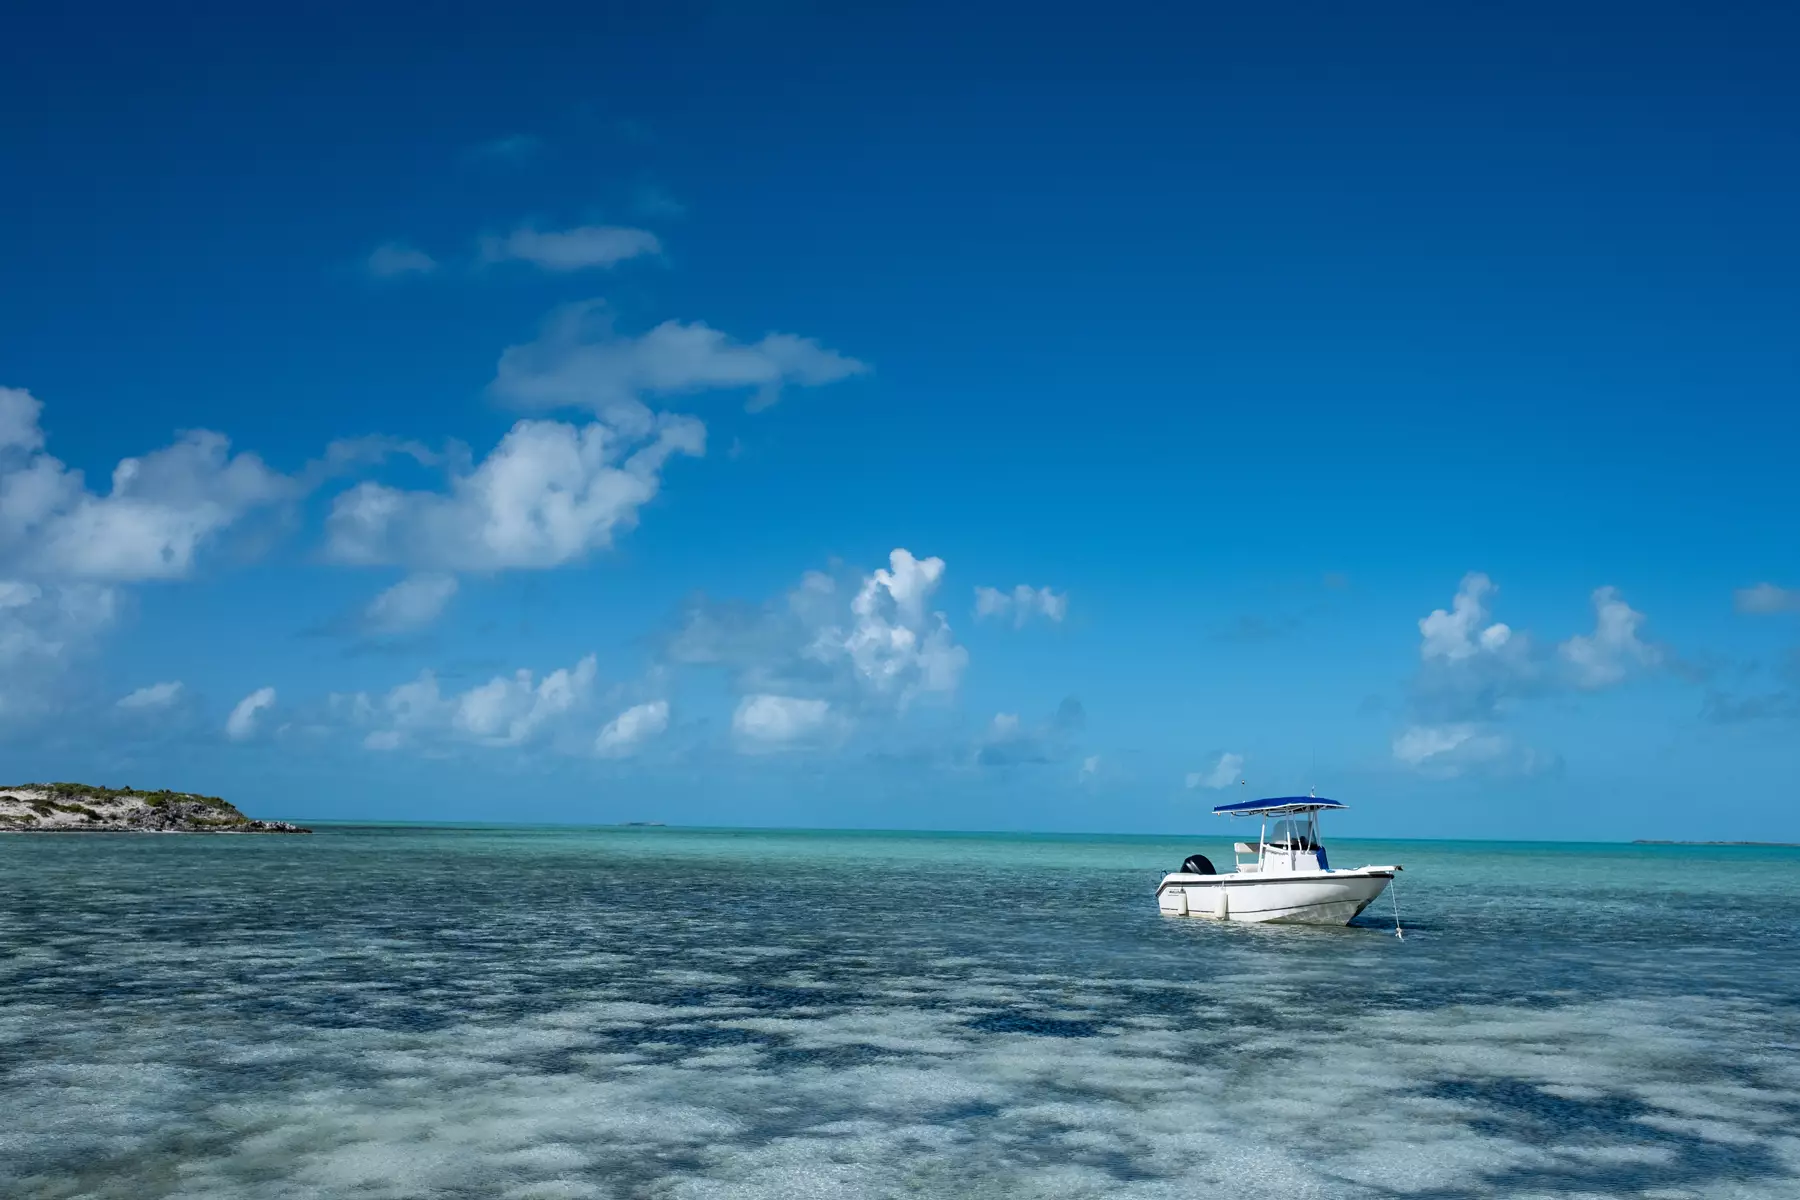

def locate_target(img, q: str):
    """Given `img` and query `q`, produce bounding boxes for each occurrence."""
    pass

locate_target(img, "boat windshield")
[1265,818,1318,850]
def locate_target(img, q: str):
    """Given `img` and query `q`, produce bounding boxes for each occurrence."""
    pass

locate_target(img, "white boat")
[1156,795,1400,925]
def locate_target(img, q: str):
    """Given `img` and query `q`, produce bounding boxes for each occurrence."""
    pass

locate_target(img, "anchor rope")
[1389,871,1404,939]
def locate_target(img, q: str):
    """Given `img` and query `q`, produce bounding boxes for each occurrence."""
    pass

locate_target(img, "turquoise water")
[3,826,1798,1198]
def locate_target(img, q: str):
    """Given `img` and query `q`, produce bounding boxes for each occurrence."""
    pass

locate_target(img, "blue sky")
[2,1,1797,838]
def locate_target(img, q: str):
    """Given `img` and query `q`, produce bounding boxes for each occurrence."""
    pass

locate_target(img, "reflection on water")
[2,827,1797,1197]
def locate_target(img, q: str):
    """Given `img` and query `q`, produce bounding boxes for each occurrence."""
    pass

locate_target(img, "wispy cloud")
[225,686,276,740]
[1391,723,1556,778]
[596,700,671,758]
[363,574,459,634]
[973,584,1067,627]
[117,681,183,711]
[1735,582,1799,615]
[366,242,438,278]
[479,224,662,272]
[632,183,687,219]
[493,301,867,414]
[976,697,1084,767]
[1185,751,1242,790]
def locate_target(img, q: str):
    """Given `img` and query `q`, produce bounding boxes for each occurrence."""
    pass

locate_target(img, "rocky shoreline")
[0,783,310,833]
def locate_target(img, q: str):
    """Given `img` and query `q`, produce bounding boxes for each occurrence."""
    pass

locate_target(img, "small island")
[0,783,310,833]
[1632,839,1799,848]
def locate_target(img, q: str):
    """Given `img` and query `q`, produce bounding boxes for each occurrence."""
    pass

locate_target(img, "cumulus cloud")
[480,224,662,271]
[342,655,599,752]
[1,386,298,582]
[1408,573,1541,724]
[117,681,183,710]
[1735,583,1799,615]
[366,243,438,278]
[973,584,1067,627]
[363,573,458,634]
[732,694,834,750]
[1397,573,1661,775]
[838,550,969,701]
[492,301,867,414]
[595,700,670,758]
[1185,751,1243,790]
[666,549,968,723]
[1558,586,1661,689]
[325,409,703,570]
[455,656,596,745]
[225,686,276,740]
[1418,572,1514,663]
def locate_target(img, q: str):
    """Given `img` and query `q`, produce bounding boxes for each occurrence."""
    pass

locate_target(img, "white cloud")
[1398,574,1659,774]
[1391,722,1551,778]
[1418,572,1512,662]
[1185,752,1243,790]
[973,584,1068,627]
[366,243,438,278]
[455,656,597,745]
[1392,723,1485,766]
[117,681,183,710]
[225,686,276,740]
[480,224,662,271]
[663,548,970,752]
[1080,754,1100,779]
[1408,572,1540,723]
[595,700,670,758]
[325,410,702,570]
[1,386,296,582]
[1735,583,1799,615]
[0,580,116,662]
[0,580,118,720]
[364,573,458,634]
[732,694,833,750]
[492,301,867,414]
[1558,586,1660,689]
[0,386,45,452]
[829,550,968,702]
[345,655,599,752]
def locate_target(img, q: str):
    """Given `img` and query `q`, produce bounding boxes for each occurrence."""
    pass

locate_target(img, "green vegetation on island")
[0,783,309,833]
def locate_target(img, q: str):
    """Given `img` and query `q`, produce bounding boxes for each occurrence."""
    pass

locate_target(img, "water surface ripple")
[3,828,1798,1198]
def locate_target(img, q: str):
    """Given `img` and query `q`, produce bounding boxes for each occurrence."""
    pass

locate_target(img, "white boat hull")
[1156,867,1397,926]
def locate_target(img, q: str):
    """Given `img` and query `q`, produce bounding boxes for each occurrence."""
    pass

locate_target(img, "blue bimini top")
[1212,796,1349,816]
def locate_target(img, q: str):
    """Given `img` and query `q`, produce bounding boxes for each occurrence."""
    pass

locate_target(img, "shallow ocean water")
[2,826,1798,1199]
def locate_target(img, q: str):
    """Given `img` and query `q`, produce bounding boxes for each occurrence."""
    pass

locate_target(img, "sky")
[2,1,1797,839]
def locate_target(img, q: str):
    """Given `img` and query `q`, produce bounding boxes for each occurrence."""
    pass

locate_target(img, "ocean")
[2,826,1797,1198]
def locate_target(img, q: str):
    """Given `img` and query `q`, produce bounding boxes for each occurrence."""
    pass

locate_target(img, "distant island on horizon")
[0,783,309,834]
[1632,839,1800,848]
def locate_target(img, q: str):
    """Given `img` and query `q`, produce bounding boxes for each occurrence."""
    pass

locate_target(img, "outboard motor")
[1180,853,1216,876]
